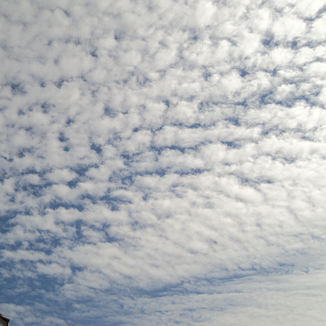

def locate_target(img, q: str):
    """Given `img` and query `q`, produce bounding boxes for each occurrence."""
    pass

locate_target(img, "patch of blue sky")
[58,132,69,143]
[120,151,139,165]
[99,193,132,211]
[103,106,118,118]
[137,169,167,179]
[29,235,63,254]
[262,36,279,49]
[39,101,54,113]
[90,143,103,154]
[108,171,135,187]
[172,168,209,176]
[66,178,79,189]
[224,117,241,126]
[16,147,35,158]
[1,208,33,228]
[47,200,84,212]
[53,79,66,89]
[9,83,26,95]
[0,273,68,308]
[220,141,241,148]
[70,164,99,177]
[18,182,52,198]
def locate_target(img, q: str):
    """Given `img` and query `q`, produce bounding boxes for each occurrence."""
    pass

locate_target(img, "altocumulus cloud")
[1,0,326,325]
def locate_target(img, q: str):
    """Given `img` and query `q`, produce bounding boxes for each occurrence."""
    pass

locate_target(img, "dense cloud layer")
[1,0,326,325]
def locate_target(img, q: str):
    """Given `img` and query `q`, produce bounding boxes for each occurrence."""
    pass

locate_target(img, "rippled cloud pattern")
[1,0,326,325]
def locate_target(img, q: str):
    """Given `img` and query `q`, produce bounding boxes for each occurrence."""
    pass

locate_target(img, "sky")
[1,0,326,325]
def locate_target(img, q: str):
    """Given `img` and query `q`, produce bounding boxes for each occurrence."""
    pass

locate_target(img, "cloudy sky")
[1,0,326,325]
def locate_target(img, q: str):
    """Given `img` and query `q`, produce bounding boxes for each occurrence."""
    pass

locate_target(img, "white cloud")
[1,0,326,325]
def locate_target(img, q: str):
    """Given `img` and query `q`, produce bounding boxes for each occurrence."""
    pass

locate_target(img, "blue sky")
[1,0,326,325]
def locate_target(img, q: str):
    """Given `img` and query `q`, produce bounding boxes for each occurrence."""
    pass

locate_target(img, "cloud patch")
[1,0,326,325]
